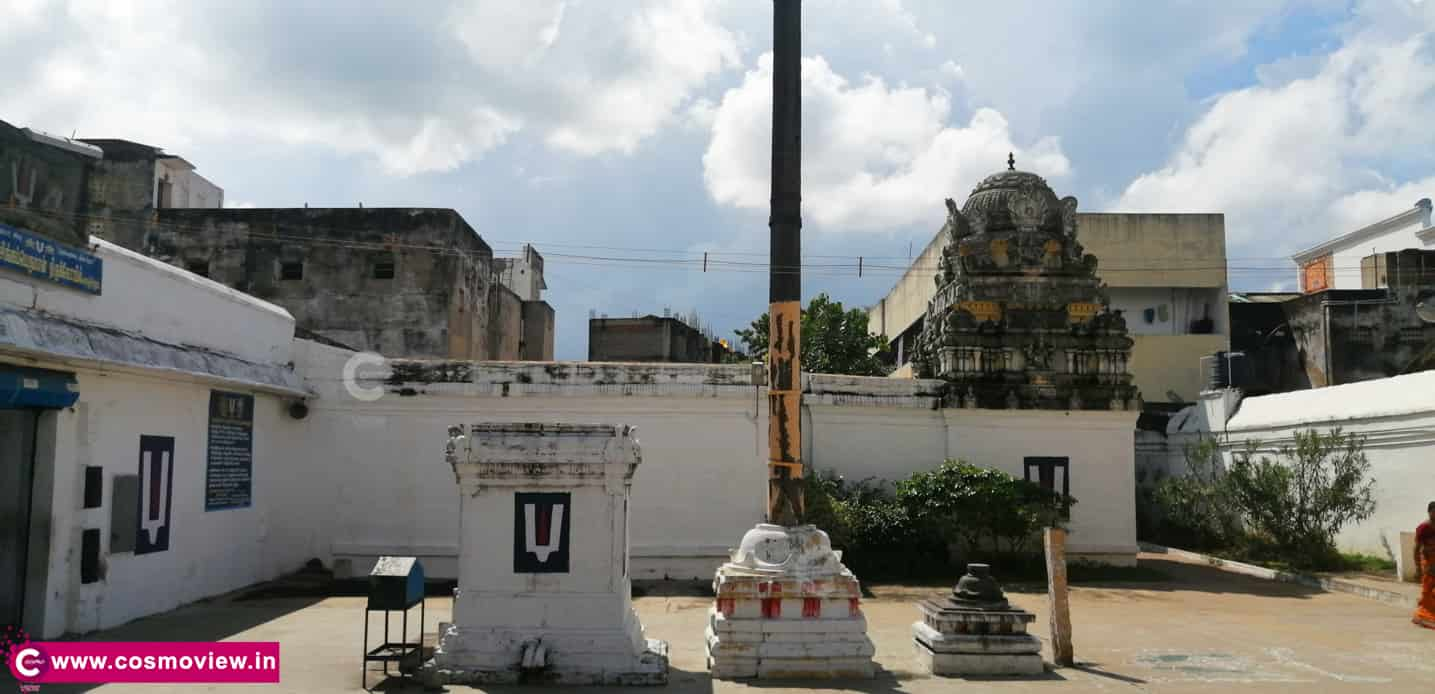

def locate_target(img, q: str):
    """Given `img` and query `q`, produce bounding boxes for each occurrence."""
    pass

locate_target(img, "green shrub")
[1149,437,1242,551]
[1146,429,1378,571]
[802,470,941,579]
[803,462,1074,578]
[897,460,1072,565]
[1225,428,1376,569]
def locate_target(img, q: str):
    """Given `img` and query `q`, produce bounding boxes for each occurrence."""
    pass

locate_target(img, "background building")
[588,314,737,363]
[1229,199,1435,393]
[3,118,554,362]
[495,244,555,362]
[3,121,223,248]
[1,233,311,638]
[1292,199,1433,292]
[870,211,1228,404]
[152,207,554,361]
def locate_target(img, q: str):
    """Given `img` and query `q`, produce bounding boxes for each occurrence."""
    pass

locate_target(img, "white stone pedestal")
[912,564,1043,677]
[706,524,876,679]
[422,423,668,686]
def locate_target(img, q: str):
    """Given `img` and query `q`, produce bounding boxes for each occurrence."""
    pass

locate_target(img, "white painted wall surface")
[1211,372,1435,558]
[2,233,311,637]
[34,365,311,638]
[1292,201,1433,289]
[0,238,294,366]
[155,159,224,209]
[942,410,1139,560]
[294,343,1141,578]
[293,342,768,580]
[1107,287,1224,336]
[1330,234,1433,290]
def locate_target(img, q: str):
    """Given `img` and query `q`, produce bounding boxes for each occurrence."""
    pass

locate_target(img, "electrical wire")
[10,205,1415,279]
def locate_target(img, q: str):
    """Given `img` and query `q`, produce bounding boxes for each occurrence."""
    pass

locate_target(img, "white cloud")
[703,53,1069,231]
[1116,0,1435,257]
[544,0,740,155]
[0,0,739,176]
[1326,176,1435,234]
[451,1,567,70]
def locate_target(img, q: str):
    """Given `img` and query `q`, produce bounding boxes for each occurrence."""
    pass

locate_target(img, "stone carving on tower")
[913,155,1141,411]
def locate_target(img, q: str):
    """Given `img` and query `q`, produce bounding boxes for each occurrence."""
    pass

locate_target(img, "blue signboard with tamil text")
[0,222,103,294]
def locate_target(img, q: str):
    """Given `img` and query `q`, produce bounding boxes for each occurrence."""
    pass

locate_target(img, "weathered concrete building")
[1231,250,1435,392]
[148,207,553,361]
[3,119,553,361]
[869,186,1228,404]
[1,120,225,251]
[494,244,555,362]
[588,315,736,363]
[1224,199,1435,393]
[4,118,227,252]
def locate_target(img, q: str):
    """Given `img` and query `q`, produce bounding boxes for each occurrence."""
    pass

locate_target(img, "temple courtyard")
[34,553,1435,693]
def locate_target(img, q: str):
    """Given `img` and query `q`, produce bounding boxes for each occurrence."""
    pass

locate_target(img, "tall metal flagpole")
[767,0,803,526]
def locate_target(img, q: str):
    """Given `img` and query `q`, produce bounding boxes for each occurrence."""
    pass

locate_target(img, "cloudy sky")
[5,0,1435,359]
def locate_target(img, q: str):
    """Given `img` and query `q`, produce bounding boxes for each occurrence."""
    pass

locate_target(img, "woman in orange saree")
[1413,501,1435,630]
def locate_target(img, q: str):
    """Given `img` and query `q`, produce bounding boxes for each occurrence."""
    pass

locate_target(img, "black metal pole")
[767,0,803,526]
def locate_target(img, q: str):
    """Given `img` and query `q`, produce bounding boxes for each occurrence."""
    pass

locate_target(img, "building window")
[280,261,304,281]
[373,256,396,279]
[185,260,210,278]
[1024,456,1070,518]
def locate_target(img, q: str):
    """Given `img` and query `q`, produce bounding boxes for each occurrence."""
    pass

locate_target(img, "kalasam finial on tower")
[1008,152,1015,171]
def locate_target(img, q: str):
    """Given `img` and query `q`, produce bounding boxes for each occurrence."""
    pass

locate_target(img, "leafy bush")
[1146,428,1378,570]
[804,461,1072,578]
[802,470,939,579]
[1225,428,1376,567]
[1149,437,1242,551]
[897,460,1072,563]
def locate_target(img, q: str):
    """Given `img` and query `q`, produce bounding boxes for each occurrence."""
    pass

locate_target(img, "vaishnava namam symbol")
[524,502,564,563]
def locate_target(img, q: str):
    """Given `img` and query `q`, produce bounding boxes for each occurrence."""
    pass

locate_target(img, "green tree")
[733,293,891,376]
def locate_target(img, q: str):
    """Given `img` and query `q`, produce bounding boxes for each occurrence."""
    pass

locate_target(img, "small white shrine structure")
[423,423,668,686]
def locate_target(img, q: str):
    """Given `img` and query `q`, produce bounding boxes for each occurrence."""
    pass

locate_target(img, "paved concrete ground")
[1315,569,1423,604]
[32,554,1435,693]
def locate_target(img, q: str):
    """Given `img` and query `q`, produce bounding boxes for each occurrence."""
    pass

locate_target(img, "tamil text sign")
[205,391,254,511]
[0,222,102,294]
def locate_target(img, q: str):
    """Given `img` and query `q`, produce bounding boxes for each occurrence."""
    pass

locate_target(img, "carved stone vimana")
[913,156,1141,411]
[913,563,1043,676]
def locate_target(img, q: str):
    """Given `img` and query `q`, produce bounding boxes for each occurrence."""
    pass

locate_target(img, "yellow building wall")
[1128,334,1229,403]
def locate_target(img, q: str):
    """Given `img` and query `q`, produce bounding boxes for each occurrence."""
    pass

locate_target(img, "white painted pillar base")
[705,524,877,679]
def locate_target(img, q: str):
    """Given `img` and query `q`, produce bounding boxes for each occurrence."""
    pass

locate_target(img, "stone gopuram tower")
[914,156,1141,411]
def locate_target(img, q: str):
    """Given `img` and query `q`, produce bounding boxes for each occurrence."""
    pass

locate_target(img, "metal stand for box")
[362,598,424,690]
[361,556,426,690]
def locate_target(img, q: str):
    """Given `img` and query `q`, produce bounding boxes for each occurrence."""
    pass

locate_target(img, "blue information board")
[205,390,254,511]
[0,222,102,294]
